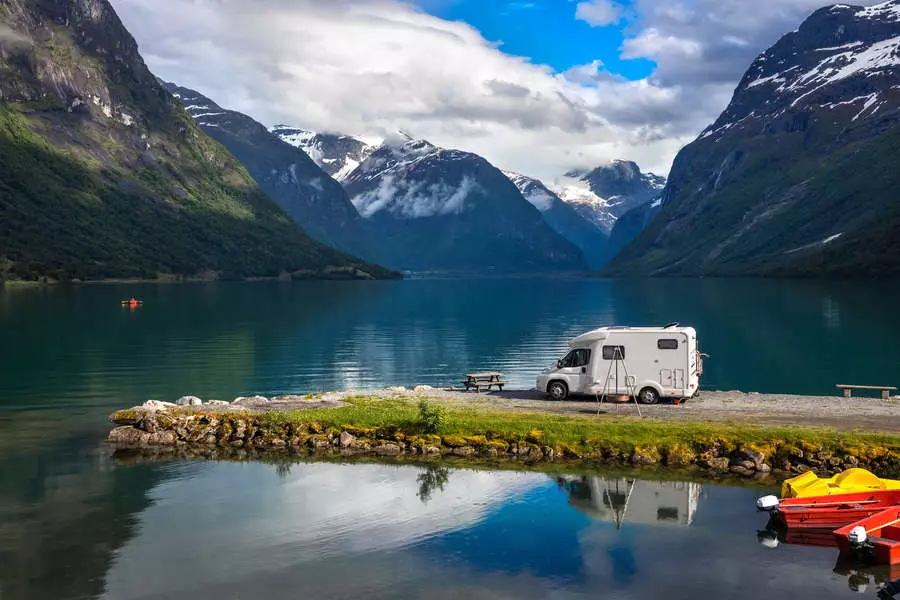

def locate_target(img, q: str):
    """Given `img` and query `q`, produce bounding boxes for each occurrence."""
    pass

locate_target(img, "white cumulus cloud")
[575,0,622,27]
[108,0,885,181]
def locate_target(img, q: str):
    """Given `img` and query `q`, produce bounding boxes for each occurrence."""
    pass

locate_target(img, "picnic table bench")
[836,384,898,400]
[462,372,506,392]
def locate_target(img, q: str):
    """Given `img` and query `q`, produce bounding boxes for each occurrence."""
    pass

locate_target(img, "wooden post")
[882,389,890,400]
[843,388,852,398]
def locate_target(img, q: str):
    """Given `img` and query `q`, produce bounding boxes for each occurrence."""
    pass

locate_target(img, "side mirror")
[581,367,586,374]
[557,360,562,369]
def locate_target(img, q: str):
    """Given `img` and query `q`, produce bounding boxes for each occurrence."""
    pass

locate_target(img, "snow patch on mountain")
[502,171,555,212]
[271,125,376,182]
[552,177,617,233]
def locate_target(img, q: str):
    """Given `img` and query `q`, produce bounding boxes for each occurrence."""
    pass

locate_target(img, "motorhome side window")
[658,339,679,350]
[561,349,591,368]
[601,345,625,360]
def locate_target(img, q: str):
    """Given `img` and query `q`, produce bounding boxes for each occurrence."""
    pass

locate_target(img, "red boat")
[834,507,900,565]
[773,490,900,530]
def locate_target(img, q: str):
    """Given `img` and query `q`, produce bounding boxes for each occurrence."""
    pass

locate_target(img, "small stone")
[757,463,772,473]
[308,436,330,450]
[176,396,203,406]
[797,464,811,473]
[424,446,441,455]
[843,455,859,467]
[739,460,756,470]
[383,386,407,392]
[339,431,356,448]
[268,438,287,447]
[206,400,230,406]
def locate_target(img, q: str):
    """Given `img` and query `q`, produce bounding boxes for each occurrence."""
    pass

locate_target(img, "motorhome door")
[558,348,593,394]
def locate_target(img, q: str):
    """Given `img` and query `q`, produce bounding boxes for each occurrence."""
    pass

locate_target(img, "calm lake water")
[2,277,899,599]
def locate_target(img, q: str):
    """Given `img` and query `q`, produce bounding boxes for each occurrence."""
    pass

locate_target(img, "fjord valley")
[3,0,900,599]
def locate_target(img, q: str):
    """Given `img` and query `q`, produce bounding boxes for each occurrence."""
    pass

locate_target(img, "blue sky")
[419,0,656,80]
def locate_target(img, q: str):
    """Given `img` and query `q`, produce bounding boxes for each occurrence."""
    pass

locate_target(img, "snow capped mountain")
[271,125,376,182]
[605,0,900,277]
[503,171,613,268]
[345,136,478,219]
[165,83,379,263]
[701,0,900,142]
[342,136,584,273]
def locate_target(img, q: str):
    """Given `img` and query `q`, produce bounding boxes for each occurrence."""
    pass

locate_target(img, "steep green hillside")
[604,2,900,277]
[0,0,395,281]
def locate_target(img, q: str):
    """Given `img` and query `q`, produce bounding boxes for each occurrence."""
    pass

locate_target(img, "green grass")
[254,396,900,455]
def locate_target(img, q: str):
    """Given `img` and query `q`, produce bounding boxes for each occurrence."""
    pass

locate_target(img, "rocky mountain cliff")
[271,125,375,182]
[342,135,585,273]
[0,0,393,281]
[503,171,612,268]
[164,84,378,262]
[555,160,665,234]
[606,0,900,276]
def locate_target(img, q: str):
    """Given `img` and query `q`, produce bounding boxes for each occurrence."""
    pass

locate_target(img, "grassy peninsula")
[109,394,900,477]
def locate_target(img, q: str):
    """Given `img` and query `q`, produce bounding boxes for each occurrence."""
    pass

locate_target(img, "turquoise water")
[1,278,899,599]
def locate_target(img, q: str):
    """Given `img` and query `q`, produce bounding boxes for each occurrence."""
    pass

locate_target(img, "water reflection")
[555,475,702,528]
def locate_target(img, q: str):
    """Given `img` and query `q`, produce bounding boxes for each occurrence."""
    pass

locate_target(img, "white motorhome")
[536,324,703,403]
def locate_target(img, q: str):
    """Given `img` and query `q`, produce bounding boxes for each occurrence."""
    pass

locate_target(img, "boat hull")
[833,507,900,565]
[775,490,900,530]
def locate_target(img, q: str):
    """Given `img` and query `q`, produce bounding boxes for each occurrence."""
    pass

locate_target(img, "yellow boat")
[782,468,900,498]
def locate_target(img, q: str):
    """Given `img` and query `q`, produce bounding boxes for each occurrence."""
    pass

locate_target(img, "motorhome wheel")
[547,381,568,401]
[638,387,660,405]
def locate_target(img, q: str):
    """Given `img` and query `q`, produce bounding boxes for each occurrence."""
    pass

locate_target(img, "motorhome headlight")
[756,495,779,511]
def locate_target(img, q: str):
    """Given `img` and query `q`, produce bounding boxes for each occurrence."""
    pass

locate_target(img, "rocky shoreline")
[107,395,900,478]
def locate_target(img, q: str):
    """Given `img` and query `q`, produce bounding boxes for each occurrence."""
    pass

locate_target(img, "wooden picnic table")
[462,372,506,392]
[836,384,898,400]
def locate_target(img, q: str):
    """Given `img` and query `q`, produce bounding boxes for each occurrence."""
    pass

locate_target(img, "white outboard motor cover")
[848,525,868,545]
[756,495,779,511]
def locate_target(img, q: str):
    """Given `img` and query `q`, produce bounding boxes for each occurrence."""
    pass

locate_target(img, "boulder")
[176,396,203,406]
[451,446,475,456]
[384,386,407,392]
[706,457,731,473]
[108,426,149,446]
[339,431,356,448]
[424,446,441,455]
[374,443,403,455]
[736,445,767,470]
[730,465,754,476]
[413,385,434,391]
[232,395,269,405]
[141,400,178,411]
[206,400,230,406]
